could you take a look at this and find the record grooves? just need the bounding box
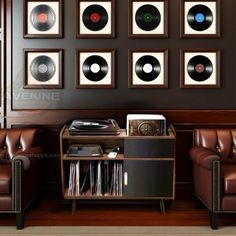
[135,55,161,82]
[135,4,161,31]
[82,55,108,81]
[187,55,213,81]
[82,4,108,31]
[30,55,56,82]
[30,4,56,31]
[187,4,213,31]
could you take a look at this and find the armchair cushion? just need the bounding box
[0,164,11,194]
[222,165,236,194]
[0,195,12,211]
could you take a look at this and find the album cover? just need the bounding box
[24,49,63,89]
[129,0,168,38]
[24,0,63,38]
[181,0,220,38]
[129,49,168,88]
[76,49,115,88]
[77,0,115,38]
[180,49,220,88]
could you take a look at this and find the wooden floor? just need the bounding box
[0,191,236,228]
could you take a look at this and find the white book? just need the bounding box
[75,161,80,196]
[96,161,102,196]
[68,162,75,196]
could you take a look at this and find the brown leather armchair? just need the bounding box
[190,129,236,229]
[0,128,43,229]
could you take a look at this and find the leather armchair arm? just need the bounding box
[190,147,220,170]
[12,147,43,170]
[12,146,43,211]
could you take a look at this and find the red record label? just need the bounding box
[90,12,101,23]
[37,13,48,23]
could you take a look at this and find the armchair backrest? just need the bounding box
[193,129,236,164]
[0,129,39,160]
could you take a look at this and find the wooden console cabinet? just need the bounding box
[60,125,176,213]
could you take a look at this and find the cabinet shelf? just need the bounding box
[62,154,173,161]
[64,188,123,199]
[64,188,173,200]
[62,153,125,161]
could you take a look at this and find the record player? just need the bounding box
[69,119,120,135]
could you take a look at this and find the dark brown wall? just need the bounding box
[10,0,236,110]
[3,0,236,198]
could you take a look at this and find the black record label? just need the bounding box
[30,4,56,31]
[187,55,213,82]
[82,55,108,81]
[187,4,213,31]
[30,55,56,82]
[135,55,161,81]
[82,4,108,31]
[135,4,161,31]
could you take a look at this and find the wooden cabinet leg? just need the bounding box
[159,199,165,214]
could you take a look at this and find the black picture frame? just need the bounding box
[129,49,168,88]
[76,49,115,88]
[77,0,115,38]
[180,49,221,88]
[24,0,63,38]
[180,0,220,38]
[128,0,168,38]
[24,48,63,89]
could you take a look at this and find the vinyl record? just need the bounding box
[30,55,56,82]
[82,4,108,31]
[72,119,110,130]
[187,4,213,31]
[30,4,56,31]
[135,55,161,81]
[187,55,213,82]
[135,4,161,31]
[82,55,108,81]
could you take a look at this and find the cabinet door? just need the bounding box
[123,160,174,198]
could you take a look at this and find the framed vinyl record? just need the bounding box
[77,0,115,38]
[180,49,220,88]
[129,0,168,38]
[181,0,220,38]
[24,49,63,89]
[76,49,115,88]
[24,0,63,38]
[129,49,168,88]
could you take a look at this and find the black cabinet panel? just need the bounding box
[124,138,175,158]
[123,160,174,197]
